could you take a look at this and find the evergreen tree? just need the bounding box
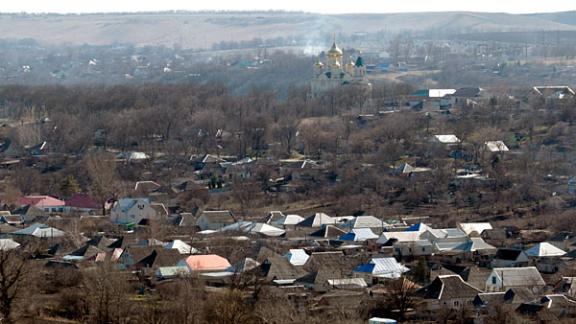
[60,175,81,199]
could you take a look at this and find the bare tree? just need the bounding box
[83,152,118,215]
[0,250,29,324]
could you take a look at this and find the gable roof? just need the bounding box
[495,248,525,261]
[65,193,100,209]
[12,223,66,237]
[524,242,566,257]
[452,87,483,98]
[197,210,236,224]
[433,134,461,144]
[165,239,198,255]
[459,222,493,236]
[485,141,509,153]
[533,86,575,98]
[491,267,545,287]
[348,216,383,229]
[339,228,379,242]
[406,223,431,232]
[18,196,65,208]
[418,275,482,300]
[182,254,231,271]
[297,212,335,227]
[220,221,286,237]
[310,225,347,239]
[354,257,409,278]
[376,231,424,244]
[261,253,308,281]
[284,249,310,266]
[0,239,20,251]
[115,198,150,213]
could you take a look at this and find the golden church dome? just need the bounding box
[327,42,343,56]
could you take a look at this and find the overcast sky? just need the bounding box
[1,1,575,14]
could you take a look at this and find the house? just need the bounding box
[0,214,23,226]
[230,257,260,273]
[451,87,486,107]
[532,86,575,100]
[195,210,236,231]
[0,239,20,251]
[524,242,566,273]
[12,223,66,238]
[458,222,493,236]
[339,228,379,242]
[18,195,65,213]
[219,221,285,237]
[554,277,576,298]
[377,231,434,257]
[394,163,431,176]
[110,198,164,225]
[491,248,529,268]
[260,252,308,284]
[354,257,410,282]
[64,193,100,214]
[279,159,324,180]
[433,237,496,261]
[297,212,335,228]
[118,247,182,271]
[266,212,305,229]
[164,240,198,255]
[485,141,509,153]
[117,151,149,162]
[310,225,347,239]
[284,249,309,266]
[155,266,191,280]
[297,251,359,292]
[516,294,576,319]
[408,89,456,110]
[473,287,537,309]
[524,242,566,258]
[432,135,461,145]
[417,275,482,310]
[485,267,545,292]
[327,278,368,290]
[179,254,231,272]
[344,216,385,229]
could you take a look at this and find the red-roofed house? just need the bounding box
[18,196,65,213]
[179,254,231,272]
[65,193,100,215]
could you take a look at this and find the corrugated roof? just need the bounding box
[491,267,545,287]
[354,257,409,278]
[340,228,378,241]
[434,134,461,144]
[182,254,231,271]
[284,249,309,266]
[525,242,566,257]
[459,222,493,236]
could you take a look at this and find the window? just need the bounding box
[492,276,497,284]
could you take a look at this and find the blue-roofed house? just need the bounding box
[406,223,431,232]
[354,257,410,284]
[340,228,379,242]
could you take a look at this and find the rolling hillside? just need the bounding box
[0,11,575,49]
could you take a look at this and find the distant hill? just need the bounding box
[526,11,576,26]
[1,11,575,48]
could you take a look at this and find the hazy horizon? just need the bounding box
[0,0,575,15]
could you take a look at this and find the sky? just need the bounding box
[0,1,575,15]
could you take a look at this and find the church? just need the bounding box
[310,40,372,97]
